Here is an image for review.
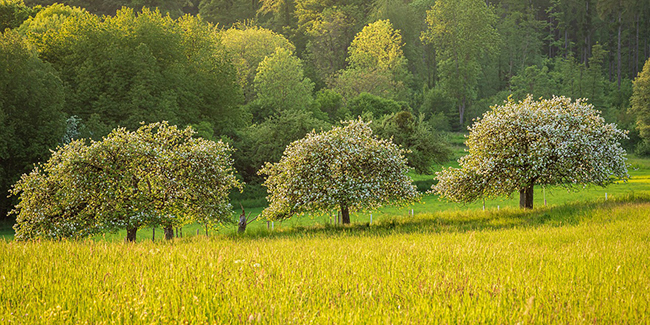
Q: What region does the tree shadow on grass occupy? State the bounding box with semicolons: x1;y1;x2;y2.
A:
228;192;650;241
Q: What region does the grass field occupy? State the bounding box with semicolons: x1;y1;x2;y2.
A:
1;194;649;323
1;147;649;323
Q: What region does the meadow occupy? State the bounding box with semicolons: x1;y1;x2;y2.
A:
1;194;649;323
1;148;649;323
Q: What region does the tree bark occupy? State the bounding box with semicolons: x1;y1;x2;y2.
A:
164;225;174;240
519;184;534;209
238;213;247;233
126;227;137;242
340;204;350;225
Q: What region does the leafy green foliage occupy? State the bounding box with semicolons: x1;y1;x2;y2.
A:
252;47;316;119
19;6;243;138
259;119;419;222
373;111;451;174
434;96;629;208
347;92;404;118
330;67;406;103
0;30;65;219
10;122;242;240
347;19;407;76
329;19;409;103
631;58;650;150
234;110;329;182
303;7;356;80
421;0;500;127
0;0;37;30
220;24;295;101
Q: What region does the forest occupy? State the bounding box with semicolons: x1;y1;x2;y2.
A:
1;0;650;220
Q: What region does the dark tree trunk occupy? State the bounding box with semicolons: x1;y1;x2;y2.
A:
126;227;137;242
238;213;247;233
164;226;174;240
617;12;622;89
519;184;534;209
632;14;639;78
340;204;350;225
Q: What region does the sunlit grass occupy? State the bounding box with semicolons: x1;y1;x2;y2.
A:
1;195;649;323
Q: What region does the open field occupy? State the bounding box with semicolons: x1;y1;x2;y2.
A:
1;194;649;323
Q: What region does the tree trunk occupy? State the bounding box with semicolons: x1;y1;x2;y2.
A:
126;227;137;242
238;213;247;233
164;226;174;240
459;94;466;127
617;12;622;89
340;204;350;225
519;184;534;209
635;15;639;76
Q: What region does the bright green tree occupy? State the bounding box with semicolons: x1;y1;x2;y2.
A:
259;119;419;224
20;6;243;138
253;47;315;117
630;58;650;153
347;19;407;77
421;0;500;127
221;23;295;101
434;96;629;209
0;30;65;219
11;122;242;241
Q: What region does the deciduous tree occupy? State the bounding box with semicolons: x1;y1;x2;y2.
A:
0;30;65;219
421;0;500;127
11;122;242;241
252;47;315;117
259;119;419;224
434;96;628;209
221;23;295;101
630;58;650;153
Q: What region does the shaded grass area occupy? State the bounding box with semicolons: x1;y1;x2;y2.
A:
1;198;649;323
228;191;650;240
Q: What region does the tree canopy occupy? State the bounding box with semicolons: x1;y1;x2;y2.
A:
11;122;242;241
259;119;419;224
421;0;500;127
434;96;629;209
0;29;65;220
631;58;650;153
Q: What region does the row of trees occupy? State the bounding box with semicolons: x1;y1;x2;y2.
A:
0;2;452;218
12;97;629;241
2;0;650;221
12;120;421;240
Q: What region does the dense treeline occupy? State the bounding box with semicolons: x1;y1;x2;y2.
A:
1;0;649;219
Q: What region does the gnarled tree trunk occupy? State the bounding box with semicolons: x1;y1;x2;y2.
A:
340;204;350;224
238;213;247;233
126;227;137;242
164;226;174;240
519;184;534;209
